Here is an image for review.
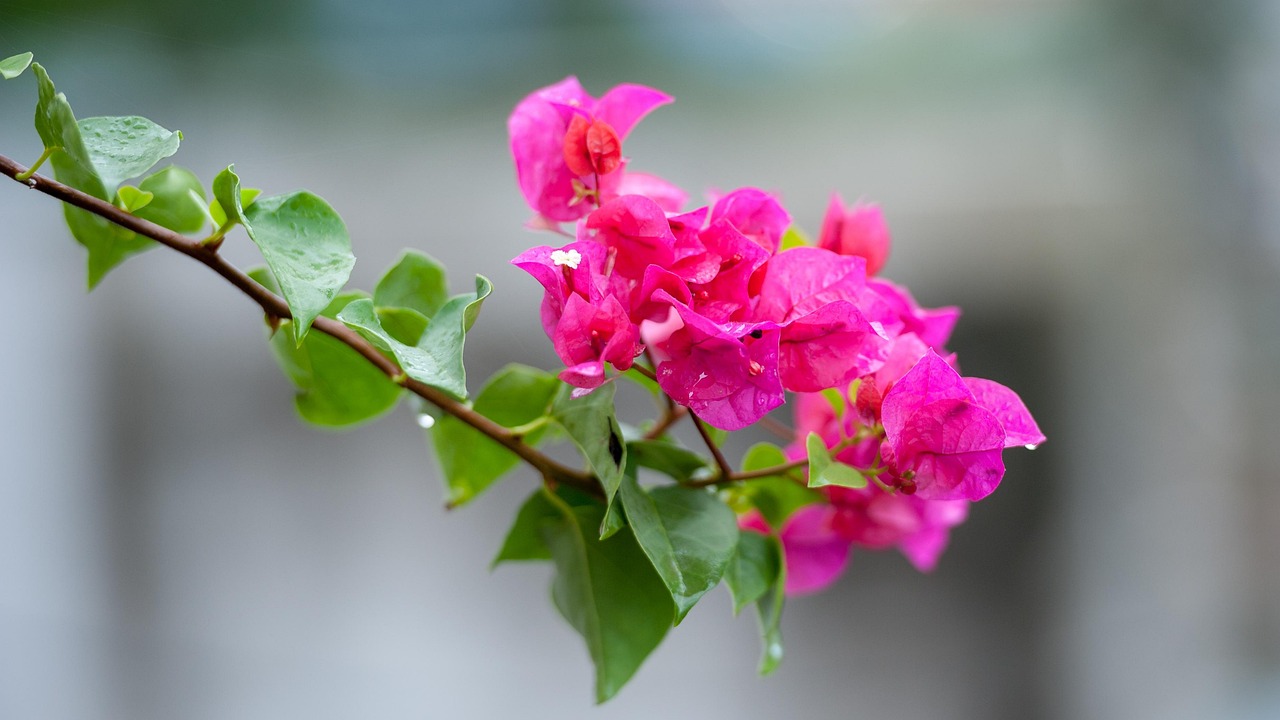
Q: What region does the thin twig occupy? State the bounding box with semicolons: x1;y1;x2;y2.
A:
690;412;733;481
0;153;599;496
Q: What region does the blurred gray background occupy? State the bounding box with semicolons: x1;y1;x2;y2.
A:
2;0;1279;717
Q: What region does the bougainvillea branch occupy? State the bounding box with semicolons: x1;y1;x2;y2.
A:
0;152;599;494
3;55;1044;703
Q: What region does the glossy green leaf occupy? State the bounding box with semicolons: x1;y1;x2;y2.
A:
133;166;207;234
374;250;449;320
245;191;356;344
434;364;559;507
780;225;810;252
78;115;181;195
723;530;779;615
618;474;739;622
550;383;627;538
1;52;33;79
755;549;786;676
267;290;402;427
375;306;430;346
626;439;710;483
32;63;152;288
541;496;673;703
211;165;248;228
805;432;866;489
338;275;490;400
115;185;153;212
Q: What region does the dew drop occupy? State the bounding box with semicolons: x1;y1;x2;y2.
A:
416;414;436;430
1024;443;1039;450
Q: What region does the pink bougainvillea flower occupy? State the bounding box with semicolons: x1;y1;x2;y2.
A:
617;171;688;213
552;293;641;391
818;194;892;276
880;350;1042;501
509;77;672;222
686;219;771;322
511;241;623;337
754;247;866;322
826;486;969;572
581;194;678;280
866;278;960;352
963;378;1047;450
774;301;888;392
741;506;852;596
651;292;784;430
708;187;791;254
754;247;890;391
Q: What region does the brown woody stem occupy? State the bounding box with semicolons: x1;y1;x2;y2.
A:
0;153;598;496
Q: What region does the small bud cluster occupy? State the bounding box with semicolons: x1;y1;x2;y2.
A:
509;77;1044;594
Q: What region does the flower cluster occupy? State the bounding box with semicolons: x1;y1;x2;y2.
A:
509;78;1043;593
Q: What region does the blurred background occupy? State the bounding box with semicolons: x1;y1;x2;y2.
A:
2;0;1279;717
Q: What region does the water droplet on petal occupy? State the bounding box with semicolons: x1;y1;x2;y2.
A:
1024;443;1038;450
417;414;436;430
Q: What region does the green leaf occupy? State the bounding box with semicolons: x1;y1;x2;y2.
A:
618;474;739;622
245;191;357;344
211;165;248;228
820;387;845;421
626;439;710;483
1;52;33;80
337;275;491;400
267;290;402;427
434;364;559;507
492;489;558;565
374;250;449;320
374;306;430;346
133;166;207;234
743;476;824;529
739;442;822;528
78;115;181;195
741;441;790;474
32;63;152;288
805;432;866;489
246;265;279;294
723;530;779;615
780;225;810;252
755;545;786;676
541;495;673;703
550;383;627;538
115;185;153;212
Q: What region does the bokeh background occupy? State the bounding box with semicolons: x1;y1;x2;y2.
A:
3;1;1279;718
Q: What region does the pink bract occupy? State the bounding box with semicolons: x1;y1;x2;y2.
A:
708;187;791;254
881;350;1042;501
653;292;784;431
509;77;671;222
818;194;892;276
